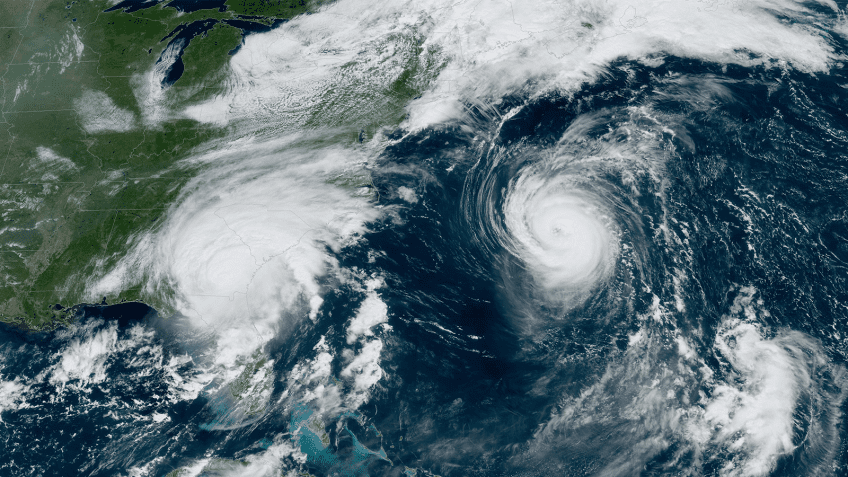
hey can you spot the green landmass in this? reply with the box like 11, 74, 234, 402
0, 0, 444, 329
229, 349, 274, 416
0, 0, 323, 328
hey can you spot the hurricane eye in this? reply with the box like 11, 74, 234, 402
501, 170, 618, 304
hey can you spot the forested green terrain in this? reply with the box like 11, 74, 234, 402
0, 0, 324, 328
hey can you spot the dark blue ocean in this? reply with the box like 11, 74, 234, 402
4, 54, 848, 476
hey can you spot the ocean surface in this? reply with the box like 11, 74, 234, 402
5, 1, 848, 476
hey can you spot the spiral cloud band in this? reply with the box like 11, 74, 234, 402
502, 166, 618, 305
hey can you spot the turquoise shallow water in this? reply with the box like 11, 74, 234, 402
4, 55, 848, 476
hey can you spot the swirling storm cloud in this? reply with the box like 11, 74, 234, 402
3, 0, 848, 476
